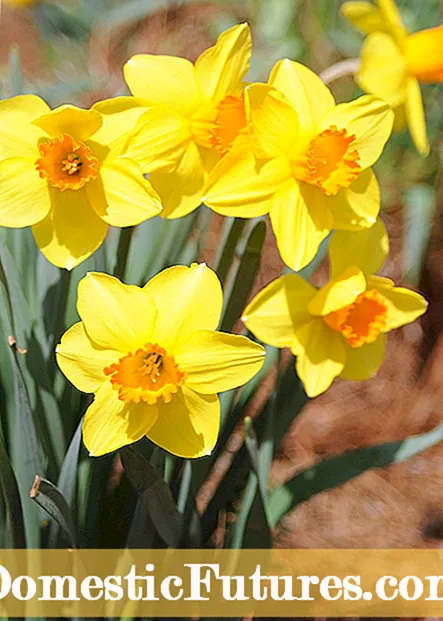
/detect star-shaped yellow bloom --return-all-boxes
[342,0,443,156]
[204,59,394,271]
[243,220,427,397]
[56,264,265,458]
[0,95,161,269]
[120,23,252,219]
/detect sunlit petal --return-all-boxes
[83,381,158,456]
[0,157,51,227]
[293,318,347,398]
[270,179,332,271]
[367,276,428,330]
[309,266,367,316]
[149,140,208,219]
[204,142,292,217]
[56,322,121,393]
[124,54,200,117]
[86,157,161,227]
[405,77,430,156]
[33,105,103,141]
[175,330,264,394]
[319,95,394,169]
[340,335,386,381]
[77,272,158,352]
[246,83,299,158]
[147,387,219,458]
[357,32,407,107]
[329,218,389,278]
[144,263,223,350]
[242,274,316,348]
[269,59,335,142]
[195,23,252,102]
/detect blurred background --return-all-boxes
[1,0,443,549]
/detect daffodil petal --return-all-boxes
[149,140,208,219]
[242,274,316,348]
[83,381,158,457]
[367,276,428,330]
[122,106,191,173]
[77,272,158,352]
[294,318,347,398]
[329,217,389,278]
[204,144,291,217]
[0,157,51,227]
[405,77,430,156]
[340,334,386,381]
[175,330,264,394]
[269,59,335,141]
[144,263,222,349]
[195,23,251,102]
[91,97,150,158]
[32,188,107,270]
[124,54,199,117]
[405,25,443,83]
[357,32,407,107]
[147,387,219,458]
[328,168,380,231]
[0,95,49,159]
[270,179,332,271]
[55,322,120,393]
[308,266,367,316]
[246,83,299,158]
[0,94,50,119]
[319,95,394,169]
[33,105,103,142]
[340,1,385,34]
[86,157,161,227]
[376,0,407,43]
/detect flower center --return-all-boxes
[104,343,185,405]
[191,92,247,156]
[293,125,361,196]
[35,133,99,191]
[323,289,388,348]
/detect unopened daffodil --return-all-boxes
[0,95,161,269]
[122,23,252,218]
[56,264,265,458]
[342,0,443,156]
[204,59,394,271]
[243,220,427,397]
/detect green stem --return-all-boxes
[53,268,72,345]
[215,218,246,286]
[114,226,134,280]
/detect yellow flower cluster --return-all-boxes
[1,5,435,457]
[342,0,443,155]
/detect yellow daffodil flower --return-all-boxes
[242,220,427,397]
[56,264,265,457]
[121,23,252,219]
[204,59,394,271]
[0,95,161,269]
[342,0,443,156]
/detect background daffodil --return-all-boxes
[0,95,161,270]
[342,0,443,156]
[243,220,427,397]
[121,23,252,219]
[56,264,265,458]
[204,59,394,271]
